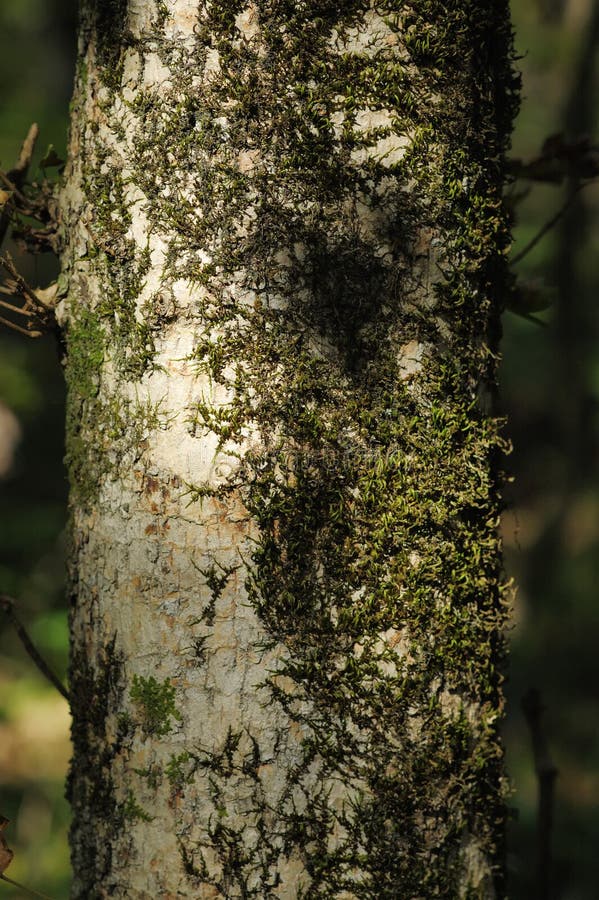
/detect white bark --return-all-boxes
[60,1,518,897]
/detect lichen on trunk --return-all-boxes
[59,1,518,897]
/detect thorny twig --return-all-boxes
[0,594,69,703]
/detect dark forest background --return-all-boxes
[0,1,598,897]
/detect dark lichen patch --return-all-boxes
[192,560,239,627]
[83,161,131,253]
[63,305,106,507]
[91,0,129,90]
[176,729,277,896]
[82,159,155,380]
[67,637,125,896]
[130,674,182,736]
[154,0,169,30]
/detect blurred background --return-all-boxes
[0,0,598,897]
[0,1,75,897]
[503,1,599,898]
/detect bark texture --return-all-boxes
[59,1,518,897]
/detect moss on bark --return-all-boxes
[62,1,519,896]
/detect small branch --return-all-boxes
[0,125,39,251]
[511,187,583,265]
[0,254,45,308]
[0,314,42,338]
[1,873,56,900]
[0,298,35,317]
[0,172,31,211]
[512,311,548,328]
[522,688,558,900]
[7,123,39,189]
[0,594,69,703]
[0,254,57,337]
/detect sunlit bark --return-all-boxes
[60,2,518,896]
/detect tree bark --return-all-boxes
[59,1,518,897]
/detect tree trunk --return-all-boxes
[59,2,518,897]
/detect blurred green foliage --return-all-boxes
[504,2,599,898]
[0,1,598,898]
[0,0,75,897]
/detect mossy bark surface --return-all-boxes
[59,1,518,897]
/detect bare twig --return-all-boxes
[0,126,59,324]
[0,172,31,210]
[0,125,39,251]
[0,254,56,336]
[1,873,56,900]
[7,123,39,189]
[522,688,558,900]
[0,255,45,308]
[0,594,69,703]
[511,186,584,265]
[517,312,547,328]
[0,298,35,317]
[0,314,42,338]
